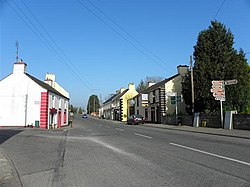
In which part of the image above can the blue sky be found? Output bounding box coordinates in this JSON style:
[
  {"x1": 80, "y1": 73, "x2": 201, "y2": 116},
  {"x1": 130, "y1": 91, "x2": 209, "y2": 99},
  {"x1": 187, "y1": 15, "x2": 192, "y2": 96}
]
[{"x1": 1, "y1": 0, "x2": 249, "y2": 109}]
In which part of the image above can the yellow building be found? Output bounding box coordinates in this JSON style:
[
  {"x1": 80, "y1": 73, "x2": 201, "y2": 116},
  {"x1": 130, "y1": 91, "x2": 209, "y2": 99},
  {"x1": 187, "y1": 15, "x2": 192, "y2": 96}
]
[{"x1": 102, "y1": 83, "x2": 138, "y2": 122}]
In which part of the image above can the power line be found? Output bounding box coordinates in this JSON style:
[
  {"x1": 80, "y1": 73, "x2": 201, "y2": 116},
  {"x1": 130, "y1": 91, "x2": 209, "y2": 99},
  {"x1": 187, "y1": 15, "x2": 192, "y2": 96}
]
[
  {"x1": 85, "y1": 0, "x2": 175, "y2": 74},
  {"x1": 76, "y1": 0, "x2": 171, "y2": 72},
  {"x1": 19, "y1": 0, "x2": 94, "y2": 89},
  {"x1": 214, "y1": 0, "x2": 226, "y2": 20},
  {"x1": 5, "y1": 0, "x2": 93, "y2": 91}
]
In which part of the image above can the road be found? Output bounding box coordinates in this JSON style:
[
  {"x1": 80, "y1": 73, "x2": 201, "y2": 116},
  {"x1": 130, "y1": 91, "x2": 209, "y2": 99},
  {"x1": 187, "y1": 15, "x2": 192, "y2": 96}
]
[{"x1": 0, "y1": 115, "x2": 250, "y2": 186}]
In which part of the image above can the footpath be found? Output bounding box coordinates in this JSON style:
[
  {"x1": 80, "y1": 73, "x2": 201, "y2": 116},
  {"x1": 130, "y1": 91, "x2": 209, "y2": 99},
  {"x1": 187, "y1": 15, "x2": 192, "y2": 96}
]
[
  {"x1": 0, "y1": 148, "x2": 19, "y2": 187},
  {"x1": 142, "y1": 123, "x2": 250, "y2": 139}
]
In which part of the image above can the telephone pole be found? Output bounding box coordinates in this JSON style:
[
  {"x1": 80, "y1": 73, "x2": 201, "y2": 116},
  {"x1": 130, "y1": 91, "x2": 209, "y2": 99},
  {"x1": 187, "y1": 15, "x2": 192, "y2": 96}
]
[{"x1": 190, "y1": 55, "x2": 195, "y2": 114}]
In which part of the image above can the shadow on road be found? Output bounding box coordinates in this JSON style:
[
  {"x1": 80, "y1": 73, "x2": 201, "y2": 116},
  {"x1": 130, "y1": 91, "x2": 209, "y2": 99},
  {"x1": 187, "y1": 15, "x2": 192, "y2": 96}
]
[{"x1": 0, "y1": 129, "x2": 23, "y2": 145}]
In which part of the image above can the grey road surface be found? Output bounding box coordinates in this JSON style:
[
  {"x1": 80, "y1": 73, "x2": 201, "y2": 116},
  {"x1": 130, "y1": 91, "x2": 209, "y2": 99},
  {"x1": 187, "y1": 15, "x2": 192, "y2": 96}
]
[{"x1": 0, "y1": 115, "x2": 250, "y2": 187}]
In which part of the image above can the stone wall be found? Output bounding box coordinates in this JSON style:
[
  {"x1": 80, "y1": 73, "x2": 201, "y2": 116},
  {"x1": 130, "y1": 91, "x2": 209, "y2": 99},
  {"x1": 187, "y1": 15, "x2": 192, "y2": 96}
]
[
  {"x1": 161, "y1": 115, "x2": 193, "y2": 126},
  {"x1": 199, "y1": 113, "x2": 222, "y2": 128},
  {"x1": 162, "y1": 113, "x2": 250, "y2": 130},
  {"x1": 233, "y1": 114, "x2": 250, "y2": 130}
]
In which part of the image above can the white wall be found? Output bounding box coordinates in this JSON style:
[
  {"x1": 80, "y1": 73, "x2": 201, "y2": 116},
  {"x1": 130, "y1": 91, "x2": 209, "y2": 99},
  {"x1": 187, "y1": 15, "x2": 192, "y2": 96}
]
[{"x1": 0, "y1": 73, "x2": 45, "y2": 126}]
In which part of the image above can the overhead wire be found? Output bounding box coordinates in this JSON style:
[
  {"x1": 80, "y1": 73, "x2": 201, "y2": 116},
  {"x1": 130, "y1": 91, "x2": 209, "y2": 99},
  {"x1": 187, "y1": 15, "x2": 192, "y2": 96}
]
[
  {"x1": 5, "y1": 0, "x2": 93, "y2": 91},
  {"x1": 18, "y1": 0, "x2": 94, "y2": 90},
  {"x1": 76, "y1": 0, "x2": 171, "y2": 72},
  {"x1": 85, "y1": 0, "x2": 175, "y2": 74},
  {"x1": 214, "y1": 0, "x2": 226, "y2": 20}
]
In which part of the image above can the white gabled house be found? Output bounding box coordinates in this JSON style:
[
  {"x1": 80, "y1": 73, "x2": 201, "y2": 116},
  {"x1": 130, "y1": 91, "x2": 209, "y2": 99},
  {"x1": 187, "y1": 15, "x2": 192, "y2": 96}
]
[{"x1": 0, "y1": 60, "x2": 69, "y2": 128}]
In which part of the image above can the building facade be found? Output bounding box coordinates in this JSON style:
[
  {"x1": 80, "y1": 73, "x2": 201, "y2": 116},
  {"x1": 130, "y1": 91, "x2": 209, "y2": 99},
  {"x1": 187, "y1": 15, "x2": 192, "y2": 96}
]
[
  {"x1": 0, "y1": 60, "x2": 69, "y2": 128},
  {"x1": 128, "y1": 65, "x2": 188, "y2": 123},
  {"x1": 101, "y1": 83, "x2": 138, "y2": 122}
]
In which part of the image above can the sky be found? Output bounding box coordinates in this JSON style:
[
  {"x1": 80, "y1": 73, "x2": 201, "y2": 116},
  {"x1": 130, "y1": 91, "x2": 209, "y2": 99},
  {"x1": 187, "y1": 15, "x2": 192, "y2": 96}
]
[{"x1": 1, "y1": 0, "x2": 250, "y2": 109}]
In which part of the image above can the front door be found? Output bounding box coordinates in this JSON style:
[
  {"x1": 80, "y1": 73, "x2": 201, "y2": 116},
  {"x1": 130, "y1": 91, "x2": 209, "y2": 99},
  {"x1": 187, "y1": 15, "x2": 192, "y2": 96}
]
[{"x1": 58, "y1": 111, "x2": 61, "y2": 128}]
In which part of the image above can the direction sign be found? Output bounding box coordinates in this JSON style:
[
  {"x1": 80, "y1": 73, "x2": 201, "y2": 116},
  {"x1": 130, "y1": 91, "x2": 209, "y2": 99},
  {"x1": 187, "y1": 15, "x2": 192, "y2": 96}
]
[
  {"x1": 212, "y1": 85, "x2": 223, "y2": 89},
  {"x1": 215, "y1": 97, "x2": 225, "y2": 101},
  {"x1": 212, "y1": 80, "x2": 224, "y2": 85},
  {"x1": 225, "y1": 79, "x2": 238, "y2": 85},
  {"x1": 211, "y1": 80, "x2": 225, "y2": 101},
  {"x1": 213, "y1": 92, "x2": 225, "y2": 97},
  {"x1": 166, "y1": 92, "x2": 176, "y2": 96},
  {"x1": 210, "y1": 88, "x2": 224, "y2": 93}
]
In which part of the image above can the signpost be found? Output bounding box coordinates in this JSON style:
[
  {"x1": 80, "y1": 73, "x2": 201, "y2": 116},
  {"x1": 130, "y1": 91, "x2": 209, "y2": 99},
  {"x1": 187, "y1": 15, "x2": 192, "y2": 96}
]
[
  {"x1": 211, "y1": 79, "x2": 238, "y2": 127},
  {"x1": 225, "y1": 79, "x2": 238, "y2": 85},
  {"x1": 167, "y1": 92, "x2": 183, "y2": 125}
]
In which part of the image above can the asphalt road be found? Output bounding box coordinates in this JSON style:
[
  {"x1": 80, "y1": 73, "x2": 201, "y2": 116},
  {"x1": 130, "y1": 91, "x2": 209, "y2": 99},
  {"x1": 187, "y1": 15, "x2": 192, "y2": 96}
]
[{"x1": 0, "y1": 115, "x2": 250, "y2": 187}]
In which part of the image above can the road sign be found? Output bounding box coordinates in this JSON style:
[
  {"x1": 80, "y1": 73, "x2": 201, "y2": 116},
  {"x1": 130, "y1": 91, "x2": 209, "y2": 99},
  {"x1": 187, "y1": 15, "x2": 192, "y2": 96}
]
[
  {"x1": 211, "y1": 80, "x2": 225, "y2": 101},
  {"x1": 212, "y1": 85, "x2": 223, "y2": 89},
  {"x1": 225, "y1": 79, "x2": 238, "y2": 85},
  {"x1": 213, "y1": 92, "x2": 225, "y2": 97},
  {"x1": 210, "y1": 88, "x2": 224, "y2": 93},
  {"x1": 212, "y1": 80, "x2": 224, "y2": 85},
  {"x1": 215, "y1": 97, "x2": 225, "y2": 101},
  {"x1": 166, "y1": 92, "x2": 176, "y2": 96}
]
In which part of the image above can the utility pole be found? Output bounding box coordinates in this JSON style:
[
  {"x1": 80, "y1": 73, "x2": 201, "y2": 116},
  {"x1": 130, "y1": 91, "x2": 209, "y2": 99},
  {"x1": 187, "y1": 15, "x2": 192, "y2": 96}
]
[
  {"x1": 93, "y1": 95, "x2": 95, "y2": 113},
  {"x1": 190, "y1": 55, "x2": 195, "y2": 114}
]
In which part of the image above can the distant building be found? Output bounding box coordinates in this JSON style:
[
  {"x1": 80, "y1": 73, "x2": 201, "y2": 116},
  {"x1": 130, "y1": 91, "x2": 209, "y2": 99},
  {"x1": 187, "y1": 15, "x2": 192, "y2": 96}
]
[
  {"x1": 0, "y1": 60, "x2": 70, "y2": 128},
  {"x1": 128, "y1": 65, "x2": 188, "y2": 123},
  {"x1": 101, "y1": 83, "x2": 138, "y2": 122}
]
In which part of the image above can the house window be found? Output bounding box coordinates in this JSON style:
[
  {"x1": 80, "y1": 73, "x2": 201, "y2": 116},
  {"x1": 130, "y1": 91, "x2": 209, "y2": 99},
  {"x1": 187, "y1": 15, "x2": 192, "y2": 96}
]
[
  {"x1": 64, "y1": 101, "x2": 67, "y2": 110},
  {"x1": 152, "y1": 91, "x2": 156, "y2": 103},
  {"x1": 59, "y1": 98, "x2": 62, "y2": 108},
  {"x1": 52, "y1": 95, "x2": 55, "y2": 108},
  {"x1": 136, "y1": 96, "x2": 139, "y2": 107}
]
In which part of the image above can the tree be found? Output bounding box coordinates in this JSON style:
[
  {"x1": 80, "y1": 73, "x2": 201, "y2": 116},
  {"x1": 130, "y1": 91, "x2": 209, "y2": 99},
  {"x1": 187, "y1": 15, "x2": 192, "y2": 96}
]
[
  {"x1": 78, "y1": 107, "x2": 83, "y2": 114},
  {"x1": 87, "y1": 95, "x2": 100, "y2": 114},
  {"x1": 136, "y1": 76, "x2": 163, "y2": 92},
  {"x1": 182, "y1": 21, "x2": 250, "y2": 113}
]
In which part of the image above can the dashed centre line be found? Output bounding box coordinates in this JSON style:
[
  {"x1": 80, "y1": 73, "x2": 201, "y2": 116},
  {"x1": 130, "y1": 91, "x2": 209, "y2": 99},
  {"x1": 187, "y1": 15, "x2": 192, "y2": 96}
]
[
  {"x1": 115, "y1": 128, "x2": 124, "y2": 131},
  {"x1": 134, "y1": 133, "x2": 152, "y2": 139}
]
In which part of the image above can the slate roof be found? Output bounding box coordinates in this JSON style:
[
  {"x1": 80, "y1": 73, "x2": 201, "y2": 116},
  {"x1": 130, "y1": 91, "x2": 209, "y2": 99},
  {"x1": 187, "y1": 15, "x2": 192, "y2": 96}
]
[
  {"x1": 103, "y1": 89, "x2": 129, "y2": 104},
  {"x1": 141, "y1": 74, "x2": 179, "y2": 93},
  {"x1": 112, "y1": 89, "x2": 128, "y2": 101},
  {"x1": 103, "y1": 93, "x2": 118, "y2": 104},
  {"x1": 26, "y1": 73, "x2": 69, "y2": 99}
]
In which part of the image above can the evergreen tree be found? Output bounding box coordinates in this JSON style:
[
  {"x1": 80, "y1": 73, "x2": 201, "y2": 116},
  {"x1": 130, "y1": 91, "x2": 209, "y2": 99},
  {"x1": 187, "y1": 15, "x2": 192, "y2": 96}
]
[
  {"x1": 87, "y1": 95, "x2": 100, "y2": 114},
  {"x1": 182, "y1": 21, "x2": 250, "y2": 113},
  {"x1": 78, "y1": 107, "x2": 83, "y2": 114}
]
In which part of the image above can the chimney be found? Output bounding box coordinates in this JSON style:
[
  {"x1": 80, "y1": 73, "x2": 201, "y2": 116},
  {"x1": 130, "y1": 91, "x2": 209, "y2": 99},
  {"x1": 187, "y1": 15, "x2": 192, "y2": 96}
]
[
  {"x1": 177, "y1": 65, "x2": 188, "y2": 76},
  {"x1": 128, "y1": 83, "x2": 135, "y2": 90},
  {"x1": 148, "y1": 82, "x2": 156, "y2": 87},
  {"x1": 13, "y1": 59, "x2": 27, "y2": 74},
  {"x1": 44, "y1": 73, "x2": 55, "y2": 87}
]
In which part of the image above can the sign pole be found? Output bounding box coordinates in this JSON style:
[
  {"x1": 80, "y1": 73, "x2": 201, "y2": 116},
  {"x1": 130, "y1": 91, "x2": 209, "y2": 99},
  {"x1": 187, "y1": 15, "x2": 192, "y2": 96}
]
[{"x1": 220, "y1": 100, "x2": 223, "y2": 128}]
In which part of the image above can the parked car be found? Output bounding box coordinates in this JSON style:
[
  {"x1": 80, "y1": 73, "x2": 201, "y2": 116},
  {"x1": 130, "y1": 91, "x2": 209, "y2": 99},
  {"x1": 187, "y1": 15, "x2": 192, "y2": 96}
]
[
  {"x1": 82, "y1": 113, "x2": 87, "y2": 118},
  {"x1": 127, "y1": 114, "x2": 145, "y2": 125}
]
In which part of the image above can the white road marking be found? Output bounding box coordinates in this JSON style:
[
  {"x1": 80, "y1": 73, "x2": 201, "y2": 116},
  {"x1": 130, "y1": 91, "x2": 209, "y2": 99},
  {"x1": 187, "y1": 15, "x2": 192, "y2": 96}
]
[
  {"x1": 105, "y1": 126, "x2": 110, "y2": 128},
  {"x1": 134, "y1": 133, "x2": 152, "y2": 139},
  {"x1": 99, "y1": 125, "x2": 102, "y2": 127},
  {"x1": 170, "y1": 143, "x2": 250, "y2": 167},
  {"x1": 115, "y1": 128, "x2": 124, "y2": 131}
]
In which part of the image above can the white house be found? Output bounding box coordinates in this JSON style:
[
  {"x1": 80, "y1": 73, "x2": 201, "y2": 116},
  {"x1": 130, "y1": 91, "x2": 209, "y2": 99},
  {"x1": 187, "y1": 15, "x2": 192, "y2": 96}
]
[{"x1": 0, "y1": 60, "x2": 70, "y2": 128}]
